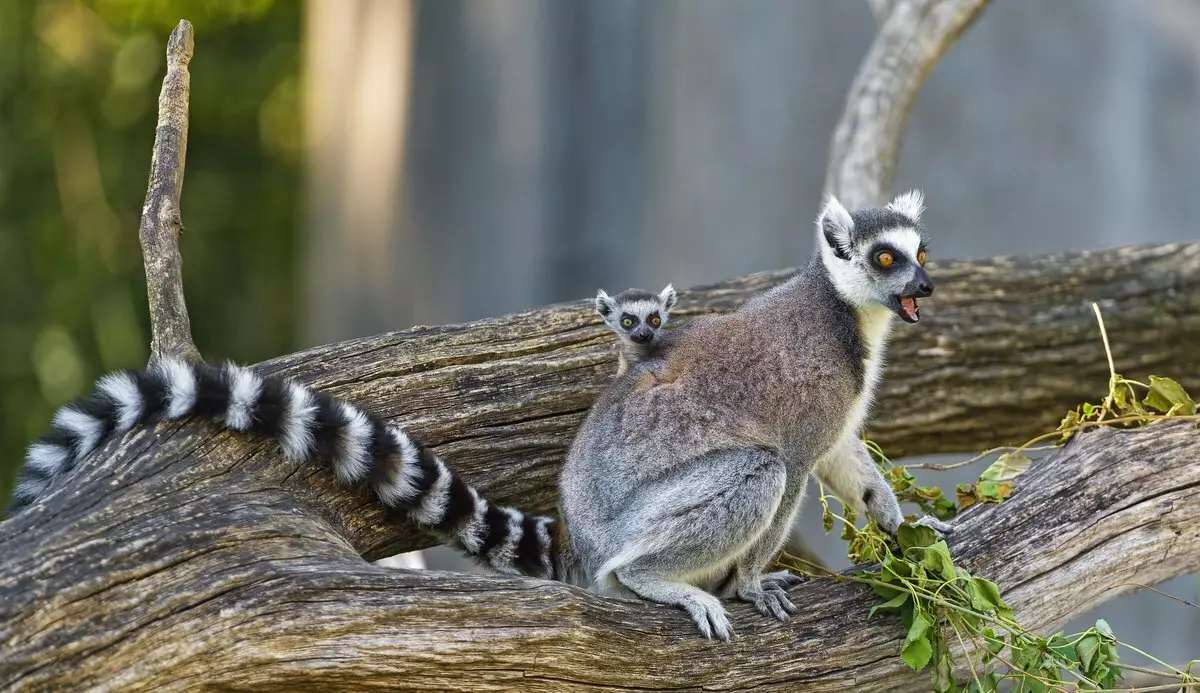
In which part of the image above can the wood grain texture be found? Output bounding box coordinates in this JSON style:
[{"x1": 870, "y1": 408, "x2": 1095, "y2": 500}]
[
  {"x1": 249, "y1": 242, "x2": 1198, "y2": 560},
  {"x1": 2, "y1": 413, "x2": 1195, "y2": 691},
  {"x1": 139, "y1": 20, "x2": 200, "y2": 364},
  {"x1": 825, "y1": 0, "x2": 992, "y2": 209}
]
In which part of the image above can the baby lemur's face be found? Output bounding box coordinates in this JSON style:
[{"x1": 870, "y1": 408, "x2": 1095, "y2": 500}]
[
  {"x1": 595, "y1": 285, "x2": 677, "y2": 346},
  {"x1": 818, "y1": 190, "x2": 934, "y2": 324}
]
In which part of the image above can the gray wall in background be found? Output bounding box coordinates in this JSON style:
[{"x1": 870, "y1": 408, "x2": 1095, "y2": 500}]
[{"x1": 306, "y1": 0, "x2": 1200, "y2": 668}]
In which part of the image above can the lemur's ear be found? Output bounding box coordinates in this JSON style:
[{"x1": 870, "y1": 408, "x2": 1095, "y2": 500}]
[
  {"x1": 595, "y1": 290, "x2": 615, "y2": 318},
  {"x1": 887, "y1": 189, "x2": 925, "y2": 223},
  {"x1": 818, "y1": 194, "x2": 855, "y2": 260},
  {"x1": 659, "y1": 284, "x2": 677, "y2": 312}
]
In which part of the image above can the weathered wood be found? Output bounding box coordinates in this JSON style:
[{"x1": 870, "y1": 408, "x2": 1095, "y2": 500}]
[
  {"x1": 139, "y1": 19, "x2": 200, "y2": 364},
  {"x1": 826, "y1": 0, "x2": 992, "y2": 209},
  {"x1": 2, "y1": 413, "x2": 1194, "y2": 691},
  {"x1": 247, "y1": 241, "x2": 1200, "y2": 560}
]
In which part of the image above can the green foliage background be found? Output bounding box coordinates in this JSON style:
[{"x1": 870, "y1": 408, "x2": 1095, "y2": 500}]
[{"x1": 0, "y1": 0, "x2": 301, "y2": 503}]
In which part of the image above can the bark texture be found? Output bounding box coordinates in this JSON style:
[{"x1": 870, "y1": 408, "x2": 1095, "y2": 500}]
[
  {"x1": 2, "y1": 412, "x2": 1195, "y2": 691},
  {"x1": 139, "y1": 19, "x2": 200, "y2": 364}
]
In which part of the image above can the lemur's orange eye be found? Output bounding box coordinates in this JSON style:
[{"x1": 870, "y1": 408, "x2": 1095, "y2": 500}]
[
  {"x1": 649, "y1": 316, "x2": 661, "y2": 328},
  {"x1": 877, "y1": 251, "x2": 894, "y2": 268},
  {"x1": 917, "y1": 250, "x2": 927, "y2": 266}
]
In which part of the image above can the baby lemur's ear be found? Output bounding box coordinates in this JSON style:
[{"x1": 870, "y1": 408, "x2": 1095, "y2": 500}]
[
  {"x1": 595, "y1": 289, "x2": 615, "y2": 318},
  {"x1": 659, "y1": 284, "x2": 677, "y2": 312},
  {"x1": 887, "y1": 189, "x2": 925, "y2": 223},
  {"x1": 818, "y1": 194, "x2": 855, "y2": 261}
]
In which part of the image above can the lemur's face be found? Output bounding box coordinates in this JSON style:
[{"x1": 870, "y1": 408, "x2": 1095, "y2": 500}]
[
  {"x1": 595, "y1": 285, "x2": 677, "y2": 345},
  {"x1": 818, "y1": 191, "x2": 934, "y2": 323}
]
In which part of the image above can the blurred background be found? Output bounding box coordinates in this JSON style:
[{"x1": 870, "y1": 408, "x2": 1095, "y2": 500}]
[{"x1": 1, "y1": 0, "x2": 1197, "y2": 670}]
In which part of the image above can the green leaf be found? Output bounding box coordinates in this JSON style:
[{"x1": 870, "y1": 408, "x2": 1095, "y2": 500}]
[
  {"x1": 980, "y1": 451, "x2": 1032, "y2": 482},
  {"x1": 871, "y1": 581, "x2": 904, "y2": 600},
  {"x1": 821, "y1": 502, "x2": 833, "y2": 533},
  {"x1": 982, "y1": 627, "x2": 1004, "y2": 658},
  {"x1": 975, "y1": 479, "x2": 1015, "y2": 503},
  {"x1": 968, "y1": 577, "x2": 1004, "y2": 613},
  {"x1": 1095, "y1": 618, "x2": 1115, "y2": 639},
  {"x1": 901, "y1": 611, "x2": 934, "y2": 671},
  {"x1": 933, "y1": 650, "x2": 955, "y2": 693},
  {"x1": 869, "y1": 591, "x2": 909, "y2": 618},
  {"x1": 1144, "y1": 376, "x2": 1196, "y2": 415},
  {"x1": 1076, "y1": 634, "x2": 1100, "y2": 672},
  {"x1": 882, "y1": 554, "x2": 914, "y2": 581},
  {"x1": 933, "y1": 496, "x2": 958, "y2": 520},
  {"x1": 897, "y1": 523, "x2": 938, "y2": 549},
  {"x1": 956, "y1": 483, "x2": 980, "y2": 511},
  {"x1": 917, "y1": 541, "x2": 958, "y2": 581}
]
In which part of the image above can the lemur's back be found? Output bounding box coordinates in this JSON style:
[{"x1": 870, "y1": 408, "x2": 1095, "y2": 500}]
[{"x1": 561, "y1": 261, "x2": 865, "y2": 580}]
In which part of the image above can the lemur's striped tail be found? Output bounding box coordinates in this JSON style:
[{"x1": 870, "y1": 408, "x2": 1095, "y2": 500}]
[{"x1": 7, "y1": 358, "x2": 564, "y2": 580}]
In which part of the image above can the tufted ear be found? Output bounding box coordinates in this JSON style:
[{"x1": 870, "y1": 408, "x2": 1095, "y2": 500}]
[
  {"x1": 595, "y1": 290, "x2": 615, "y2": 319},
  {"x1": 887, "y1": 189, "x2": 925, "y2": 223},
  {"x1": 818, "y1": 195, "x2": 855, "y2": 260},
  {"x1": 659, "y1": 284, "x2": 677, "y2": 312}
]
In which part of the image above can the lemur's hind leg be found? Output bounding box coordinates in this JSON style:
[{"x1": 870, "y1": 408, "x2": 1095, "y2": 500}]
[
  {"x1": 720, "y1": 457, "x2": 813, "y2": 622},
  {"x1": 603, "y1": 446, "x2": 787, "y2": 640}
]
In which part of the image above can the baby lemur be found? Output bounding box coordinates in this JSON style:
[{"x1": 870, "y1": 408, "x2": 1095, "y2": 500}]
[
  {"x1": 562, "y1": 190, "x2": 950, "y2": 640},
  {"x1": 10, "y1": 192, "x2": 948, "y2": 643},
  {"x1": 595, "y1": 285, "x2": 677, "y2": 375}
]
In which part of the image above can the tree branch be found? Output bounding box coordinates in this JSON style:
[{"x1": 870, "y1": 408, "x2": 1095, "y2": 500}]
[
  {"x1": 826, "y1": 0, "x2": 992, "y2": 208},
  {"x1": 93, "y1": 241, "x2": 1188, "y2": 562},
  {"x1": 3, "y1": 417, "x2": 1194, "y2": 690},
  {"x1": 139, "y1": 19, "x2": 200, "y2": 364}
]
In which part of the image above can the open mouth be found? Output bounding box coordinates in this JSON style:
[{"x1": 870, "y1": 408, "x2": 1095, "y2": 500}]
[{"x1": 893, "y1": 296, "x2": 920, "y2": 323}]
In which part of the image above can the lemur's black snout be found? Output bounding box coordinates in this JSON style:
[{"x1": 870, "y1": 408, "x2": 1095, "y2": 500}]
[
  {"x1": 907, "y1": 267, "x2": 934, "y2": 298},
  {"x1": 630, "y1": 327, "x2": 654, "y2": 343}
]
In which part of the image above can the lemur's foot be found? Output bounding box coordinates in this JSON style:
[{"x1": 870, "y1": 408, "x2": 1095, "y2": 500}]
[
  {"x1": 737, "y1": 579, "x2": 798, "y2": 622},
  {"x1": 683, "y1": 591, "x2": 734, "y2": 641},
  {"x1": 761, "y1": 569, "x2": 806, "y2": 591}
]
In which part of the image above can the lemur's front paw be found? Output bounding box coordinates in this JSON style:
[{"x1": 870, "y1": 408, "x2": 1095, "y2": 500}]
[
  {"x1": 911, "y1": 515, "x2": 955, "y2": 537},
  {"x1": 738, "y1": 581, "x2": 798, "y2": 622}
]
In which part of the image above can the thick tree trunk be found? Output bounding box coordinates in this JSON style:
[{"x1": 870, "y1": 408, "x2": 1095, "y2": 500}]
[
  {"x1": 2, "y1": 406, "x2": 1195, "y2": 690},
  {"x1": 3, "y1": 242, "x2": 1200, "y2": 690}
]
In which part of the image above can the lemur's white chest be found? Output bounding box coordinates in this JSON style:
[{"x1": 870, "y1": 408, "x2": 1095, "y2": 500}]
[{"x1": 841, "y1": 306, "x2": 893, "y2": 441}]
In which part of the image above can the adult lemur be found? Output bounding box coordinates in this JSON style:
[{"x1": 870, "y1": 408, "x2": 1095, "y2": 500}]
[
  {"x1": 8, "y1": 192, "x2": 947, "y2": 641},
  {"x1": 563, "y1": 190, "x2": 948, "y2": 639}
]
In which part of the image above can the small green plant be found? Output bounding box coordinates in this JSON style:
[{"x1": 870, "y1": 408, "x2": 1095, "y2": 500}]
[{"x1": 780, "y1": 304, "x2": 1200, "y2": 691}]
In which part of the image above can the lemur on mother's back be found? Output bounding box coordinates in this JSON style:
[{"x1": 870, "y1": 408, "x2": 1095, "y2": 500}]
[{"x1": 7, "y1": 191, "x2": 949, "y2": 641}]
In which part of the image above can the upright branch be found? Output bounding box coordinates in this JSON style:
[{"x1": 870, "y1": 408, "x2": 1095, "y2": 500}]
[
  {"x1": 139, "y1": 19, "x2": 200, "y2": 364},
  {"x1": 826, "y1": 0, "x2": 991, "y2": 208}
]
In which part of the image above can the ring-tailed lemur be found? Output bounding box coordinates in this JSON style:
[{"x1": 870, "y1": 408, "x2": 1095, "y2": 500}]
[
  {"x1": 8, "y1": 192, "x2": 949, "y2": 642},
  {"x1": 560, "y1": 191, "x2": 950, "y2": 640},
  {"x1": 6, "y1": 359, "x2": 565, "y2": 580},
  {"x1": 595, "y1": 285, "x2": 677, "y2": 376}
]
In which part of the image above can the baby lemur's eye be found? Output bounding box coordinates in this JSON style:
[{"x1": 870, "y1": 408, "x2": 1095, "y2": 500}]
[
  {"x1": 649, "y1": 315, "x2": 662, "y2": 328},
  {"x1": 876, "y1": 251, "x2": 895, "y2": 268},
  {"x1": 621, "y1": 317, "x2": 634, "y2": 328},
  {"x1": 917, "y1": 249, "x2": 927, "y2": 266}
]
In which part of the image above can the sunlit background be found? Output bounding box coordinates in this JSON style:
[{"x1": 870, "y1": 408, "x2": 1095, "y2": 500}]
[{"x1": 2, "y1": 0, "x2": 1198, "y2": 671}]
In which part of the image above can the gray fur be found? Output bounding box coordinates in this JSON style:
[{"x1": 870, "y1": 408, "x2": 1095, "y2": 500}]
[{"x1": 561, "y1": 192, "x2": 951, "y2": 640}]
